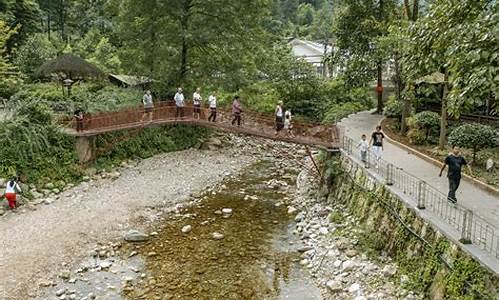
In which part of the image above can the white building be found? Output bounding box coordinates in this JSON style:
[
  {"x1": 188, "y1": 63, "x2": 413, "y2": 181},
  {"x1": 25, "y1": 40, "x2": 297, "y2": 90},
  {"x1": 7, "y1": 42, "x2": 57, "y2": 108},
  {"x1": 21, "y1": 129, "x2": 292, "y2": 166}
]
[{"x1": 287, "y1": 38, "x2": 339, "y2": 78}]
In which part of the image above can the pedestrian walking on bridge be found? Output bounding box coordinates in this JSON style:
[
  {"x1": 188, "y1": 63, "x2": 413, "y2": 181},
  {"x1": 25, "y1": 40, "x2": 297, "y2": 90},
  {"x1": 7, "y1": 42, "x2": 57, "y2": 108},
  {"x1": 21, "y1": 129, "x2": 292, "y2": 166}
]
[
  {"x1": 174, "y1": 87, "x2": 185, "y2": 119},
  {"x1": 193, "y1": 88, "x2": 202, "y2": 119},
  {"x1": 141, "y1": 90, "x2": 153, "y2": 123},
  {"x1": 439, "y1": 145, "x2": 472, "y2": 204},
  {"x1": 208, "y1": 91, "x2": 217, "y2": 122},
  {"x1": 231, "y1": 96, "x2": 242, "y2": 127}
]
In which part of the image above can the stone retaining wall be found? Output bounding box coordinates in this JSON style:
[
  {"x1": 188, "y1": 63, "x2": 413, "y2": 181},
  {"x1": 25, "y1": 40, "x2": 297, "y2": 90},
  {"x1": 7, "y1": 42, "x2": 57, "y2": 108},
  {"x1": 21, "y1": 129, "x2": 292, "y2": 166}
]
[{"x1": 324, "y1": 155, "x2": 498, "y2": 299}]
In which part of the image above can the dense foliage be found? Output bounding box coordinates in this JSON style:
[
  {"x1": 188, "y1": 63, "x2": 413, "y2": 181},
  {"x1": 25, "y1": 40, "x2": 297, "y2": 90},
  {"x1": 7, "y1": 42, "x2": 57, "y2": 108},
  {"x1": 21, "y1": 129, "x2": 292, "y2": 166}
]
[
  {"x1": 448, "y1": 123, "x2": 498, "y2": 161},
  {"x1": 0, "y1": 0, "x2": 497, "y2": 187}
]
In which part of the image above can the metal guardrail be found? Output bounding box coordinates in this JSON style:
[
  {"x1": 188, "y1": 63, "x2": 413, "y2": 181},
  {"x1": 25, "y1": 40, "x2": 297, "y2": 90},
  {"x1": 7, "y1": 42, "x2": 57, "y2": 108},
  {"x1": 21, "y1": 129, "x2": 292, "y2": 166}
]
[{"x1": 341, "y1": 135, "x2": 499, "y2": 259}]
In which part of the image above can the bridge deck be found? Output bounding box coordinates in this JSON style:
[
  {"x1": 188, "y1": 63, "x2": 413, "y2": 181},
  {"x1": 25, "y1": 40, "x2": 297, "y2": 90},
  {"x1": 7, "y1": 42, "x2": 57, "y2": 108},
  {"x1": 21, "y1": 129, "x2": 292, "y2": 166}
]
[{"x1": 62, "y1": 104, "x2": 340, "y2": 149}]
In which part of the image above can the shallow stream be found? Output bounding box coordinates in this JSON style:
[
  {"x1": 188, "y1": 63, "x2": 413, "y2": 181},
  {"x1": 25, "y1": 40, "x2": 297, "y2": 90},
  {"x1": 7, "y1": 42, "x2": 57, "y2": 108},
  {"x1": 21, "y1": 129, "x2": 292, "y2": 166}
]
[
  {"x1": 123, "y1": 159, "x2": 321, "y2": 299},
  {"x1": 36, "y1": 159, "x2": 322, "y2": 300}
]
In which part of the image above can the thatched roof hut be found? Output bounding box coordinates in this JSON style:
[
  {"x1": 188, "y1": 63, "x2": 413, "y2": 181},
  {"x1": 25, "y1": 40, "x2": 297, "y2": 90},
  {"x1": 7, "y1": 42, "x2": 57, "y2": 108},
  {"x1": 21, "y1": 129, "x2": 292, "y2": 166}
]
[{"x1": 37, "y1": 53, "x2": 103, "y2": 79}]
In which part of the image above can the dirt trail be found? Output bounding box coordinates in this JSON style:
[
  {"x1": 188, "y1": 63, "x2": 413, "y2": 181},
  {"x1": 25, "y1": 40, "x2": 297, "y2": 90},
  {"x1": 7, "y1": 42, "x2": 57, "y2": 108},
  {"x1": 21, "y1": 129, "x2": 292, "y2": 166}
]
[{"x1": 0, "y1": 148, "x2": 253, "y2": 300}]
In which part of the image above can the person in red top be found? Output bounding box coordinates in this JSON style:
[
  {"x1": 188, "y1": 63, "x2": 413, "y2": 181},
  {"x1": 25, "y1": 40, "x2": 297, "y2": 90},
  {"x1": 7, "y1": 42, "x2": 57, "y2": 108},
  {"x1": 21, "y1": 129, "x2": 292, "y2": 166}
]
[
  {"x1": 4, "y1": 177, "x2": 22, "y2": 209},
  {"x1": 231, "y1": 96, "x2": 242, "y2": 127}
]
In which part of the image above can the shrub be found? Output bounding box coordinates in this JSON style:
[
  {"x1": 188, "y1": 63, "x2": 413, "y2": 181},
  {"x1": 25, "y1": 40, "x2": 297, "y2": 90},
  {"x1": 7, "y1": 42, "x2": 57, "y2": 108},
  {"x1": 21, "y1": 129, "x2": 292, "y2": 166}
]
[
  {"x1": 407, "y1": 128, "x2": 427, "y2": 145},
  {"x1": 407, "y1": 111, "x2": 441, "y2": 142},
  {"x1": 323, "y1": 102, "x2": 366, "y2": 123},
  {"x1": 414, "y1": 111, "x2": 440, "y2": 135},
  {"x1": 384, "y1": 96, "x2": 403, "y2": 118},
  {"x1": 9, "y1": 83, "x2": 143, "y2": 115},
  {"x1": 448, "y1": 123, "x2": 498, "y2": 162}
]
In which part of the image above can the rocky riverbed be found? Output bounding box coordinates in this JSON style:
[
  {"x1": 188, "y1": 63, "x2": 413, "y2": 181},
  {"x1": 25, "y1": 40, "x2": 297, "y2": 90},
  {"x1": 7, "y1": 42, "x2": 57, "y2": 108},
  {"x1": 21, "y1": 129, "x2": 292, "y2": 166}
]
[{"x1": 2, "y1": 132, "x2": 420, "y2": 300}]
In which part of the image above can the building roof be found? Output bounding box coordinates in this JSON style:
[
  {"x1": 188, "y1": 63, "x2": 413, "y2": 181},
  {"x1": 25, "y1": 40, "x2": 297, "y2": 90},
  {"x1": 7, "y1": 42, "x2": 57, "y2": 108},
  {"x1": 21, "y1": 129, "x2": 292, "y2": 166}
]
[
  {"x1": 288, "y1": 38, "x2": 333, "y2": 64},
  {"x1": 108, "y1": 74, "x2": 154, "y2": 87}
]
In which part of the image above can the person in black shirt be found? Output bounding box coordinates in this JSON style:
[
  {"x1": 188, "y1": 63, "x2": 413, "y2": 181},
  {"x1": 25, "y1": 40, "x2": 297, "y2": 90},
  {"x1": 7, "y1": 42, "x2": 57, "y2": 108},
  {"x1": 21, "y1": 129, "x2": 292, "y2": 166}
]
[
  {"x1": 439, "y1": 146, "x2": 472, "y2": 203},
  {"x1": 369, "y1": 126, "x2": 385, "y2": 168},
  {"x1": 74, "y1": 109, "x2": 84, "y2": 132}
]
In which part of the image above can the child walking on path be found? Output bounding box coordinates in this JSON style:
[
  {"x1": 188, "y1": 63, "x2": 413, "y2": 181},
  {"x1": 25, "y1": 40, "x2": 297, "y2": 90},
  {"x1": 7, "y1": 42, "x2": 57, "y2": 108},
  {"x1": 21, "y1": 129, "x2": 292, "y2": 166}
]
[
  {"x1": 4, "y1": 177, "x2": 22, "y2": 209},
  {"x1": 357, "y1": 134, "x2": 369, "y2": 168}
]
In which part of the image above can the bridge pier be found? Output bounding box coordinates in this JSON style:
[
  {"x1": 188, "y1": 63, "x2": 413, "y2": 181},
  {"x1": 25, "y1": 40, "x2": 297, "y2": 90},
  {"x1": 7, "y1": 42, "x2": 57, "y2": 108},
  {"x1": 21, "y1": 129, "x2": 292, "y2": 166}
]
[{"x1": 75, "y1": 136, "x2": 95, "y2": 164}]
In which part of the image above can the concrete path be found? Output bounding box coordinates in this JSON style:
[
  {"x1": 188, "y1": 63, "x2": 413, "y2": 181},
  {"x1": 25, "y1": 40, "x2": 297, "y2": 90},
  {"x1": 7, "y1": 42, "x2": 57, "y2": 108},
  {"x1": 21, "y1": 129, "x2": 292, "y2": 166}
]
[{"x1": 339, "y1": 111, "x2": 498, "y2": 227}]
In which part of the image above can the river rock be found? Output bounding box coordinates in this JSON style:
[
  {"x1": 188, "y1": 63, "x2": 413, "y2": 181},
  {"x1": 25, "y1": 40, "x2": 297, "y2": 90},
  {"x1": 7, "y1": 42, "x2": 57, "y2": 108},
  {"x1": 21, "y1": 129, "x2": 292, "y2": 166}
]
[
  {"x1": 318, "y1": 227, "x2": 328, "y2": 235},
  {"x1": 182, "y1": 225, "x2": 192, "y2": 233},
  {"x1": 348, "y1": 283, "x2": 361, "y2": 293},
  {"x1": 55, "y1": 288, "x2": 66, "y2": 296},
  {"x1": 100, "y1": 261, "x2": 112, "y2": 269},
  {"x1": 400, "y1": 274, "x2": 409, "y2": 284},
  {"x1": 294, "y1": 212, "x2": 305, "y2": 222},
  {"x1": 212, "y1": 232, "x2": 224, "y2": 240},
  {"x1": 59, "y1": 270, "x2": 71, "y2": 280},
  {"x1": 326, "y1": 280, "x2": 342, "y2": 293},
  {"x1": 31, "y1": 191, "x2": 43, "y2": 199},
  {"x1": 222, "y1": 208, "x2": 233, "y2": 215},
  {"x1": 345, "y1": 249, "x2": 357, "y2": 257},
  {"x1": 287, "y1": 206, "x2": 297, "y2": 214},
  {"x1": 342, "y1": 260, "x2": 356, "y2": 272},
  {"x1": 124, "y1": 230, "x2": 149, "y2": 242},
  {"x1": 382, "y1": 265, "x2": 397, "y2": 277},
  {"x1": 333, "y1": 260, "x2": 342, "y2": 268}
]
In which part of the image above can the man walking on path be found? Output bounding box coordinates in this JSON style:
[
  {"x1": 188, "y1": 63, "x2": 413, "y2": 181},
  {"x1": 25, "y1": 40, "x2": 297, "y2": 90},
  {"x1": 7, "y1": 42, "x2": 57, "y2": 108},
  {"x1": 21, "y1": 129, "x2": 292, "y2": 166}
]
[
  {"x1": 174, "y1": 87, "x2": 185, "y2": 119},
  {"x1": 208, "y1": 91, "x2": 217, "y2": 122},
  {"x1": 369, "y1": 126, "x2": 385, "y2": 168},
  {"x1": 193, "y1": 88, "x2": 202, "y2": 119},
  {"x1": 439, "y1": 146, "x2": 472, "y2": 204},
  {"x1": 141, "y1": 90, "x2": 153, "y2": 123},
  {"x1": 231, "y1": 96, "x2": 242, "y2": 126}
]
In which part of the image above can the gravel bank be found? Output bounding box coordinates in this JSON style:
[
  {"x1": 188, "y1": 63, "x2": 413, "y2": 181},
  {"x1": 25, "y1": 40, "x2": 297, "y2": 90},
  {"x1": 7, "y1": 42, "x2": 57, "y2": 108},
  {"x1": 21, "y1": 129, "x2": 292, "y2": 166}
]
[{"x1": 0, "y1": 137, "x2": 255, "y2": 300}]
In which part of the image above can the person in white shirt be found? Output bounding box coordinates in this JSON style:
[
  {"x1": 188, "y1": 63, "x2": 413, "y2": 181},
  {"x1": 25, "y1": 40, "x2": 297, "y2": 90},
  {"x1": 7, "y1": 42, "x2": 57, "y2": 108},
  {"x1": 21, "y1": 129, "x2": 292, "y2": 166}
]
[
  {"x1": 193, "y1": 88, "x2": 202, "y2": 119},
  {"x1": 5, "y1": 177, "x2": 22, "y2": 209},
  {"x1": 174, "y1": 87, "x2": 185, "y2": 119},
  {"x1": 208, "y1": 91, "x2": 217, "y2": 122},
  {"x1": 141, "y1": 90, "x2": 153, "y2": 122},
  {"x1": 357, "y1": 134, "x2": 369, "y2": 168}
]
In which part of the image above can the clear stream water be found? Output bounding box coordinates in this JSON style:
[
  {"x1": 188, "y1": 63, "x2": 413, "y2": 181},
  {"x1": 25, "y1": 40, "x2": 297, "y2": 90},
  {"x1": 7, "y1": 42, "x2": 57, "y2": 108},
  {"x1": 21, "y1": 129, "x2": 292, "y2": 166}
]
[{"x1": 123, "y1": 160, "x2": 322, "y2": 299}]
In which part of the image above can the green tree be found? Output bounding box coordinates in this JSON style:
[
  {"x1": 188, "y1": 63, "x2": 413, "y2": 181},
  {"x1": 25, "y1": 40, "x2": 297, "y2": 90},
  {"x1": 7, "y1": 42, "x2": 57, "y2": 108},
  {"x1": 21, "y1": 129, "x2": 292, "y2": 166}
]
[
  {"x1": 404, "y1": 0, "x2": 498, "y2": 148},
  {"x1": 13, "y1": 33, "x2": 62, "y2": 79},
  {"x1": 118, "y1": 0, "x2": 271, "y2": 87},
  {"x1": 0, "y1": 20, "x2": 22, "y2": 98},
  {"x1": 2, "y1": 0, "x2": 41, "y2": 53},
  {"x1": 448, "y1": 123, "x2": 498, "y2": 163}
]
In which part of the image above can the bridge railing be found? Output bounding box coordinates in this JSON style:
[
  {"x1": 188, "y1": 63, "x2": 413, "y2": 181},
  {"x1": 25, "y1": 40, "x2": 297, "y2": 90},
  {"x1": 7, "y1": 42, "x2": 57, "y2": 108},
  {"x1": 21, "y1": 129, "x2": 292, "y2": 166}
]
[
  {"x1": 342, "y1": 135, "x2": 499, "y2": 259},
  {"x1": 62, "y1": 102, "x2": 340, "y2": 147}
]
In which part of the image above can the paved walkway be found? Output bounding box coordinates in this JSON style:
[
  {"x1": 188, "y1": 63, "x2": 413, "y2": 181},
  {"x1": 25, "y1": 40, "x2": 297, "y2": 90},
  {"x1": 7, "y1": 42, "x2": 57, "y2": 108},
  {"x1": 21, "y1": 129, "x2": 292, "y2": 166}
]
[{"x1": 339, "y1": 111, "x2": 498, "y2": 227}]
